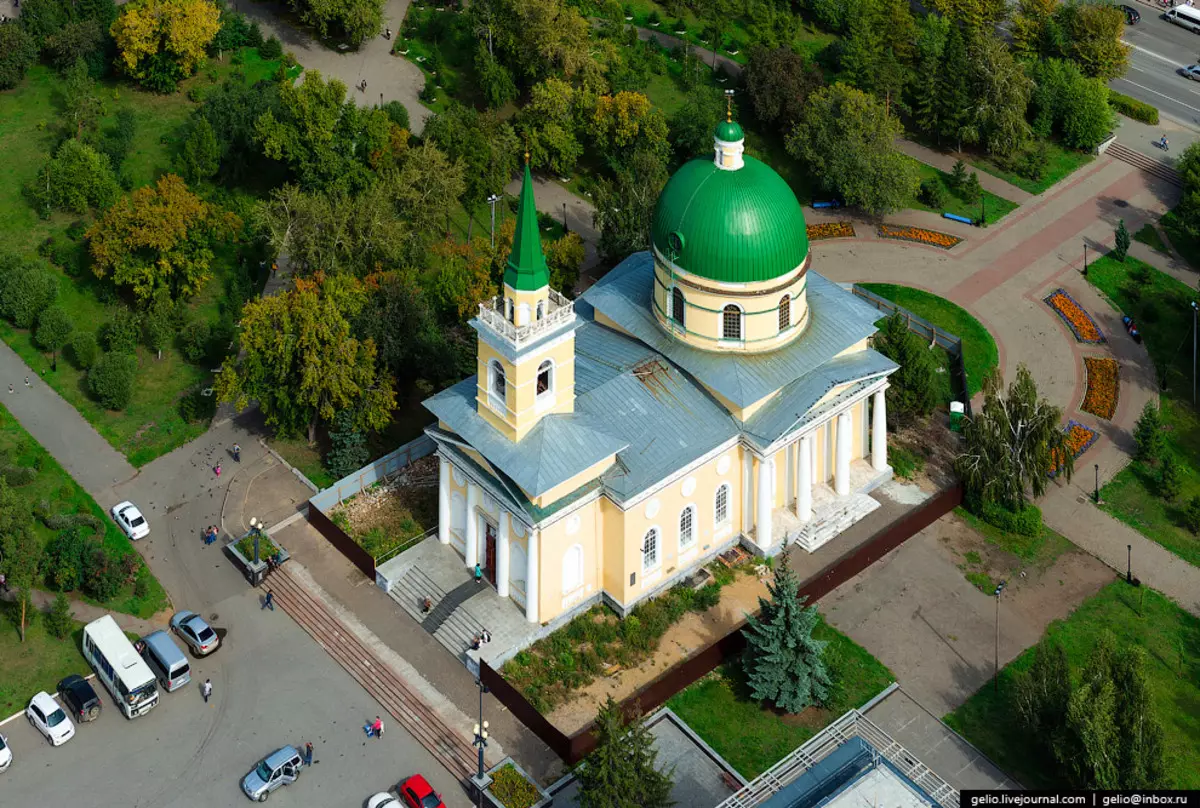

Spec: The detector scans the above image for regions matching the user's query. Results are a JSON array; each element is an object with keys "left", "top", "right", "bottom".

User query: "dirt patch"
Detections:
[
  {"left": 330, "top": 456, "right": 438, "bottom": 557},
  {"left": 542, "top": 570, "right": 770, "bottom": 736},
  {"left": 891, "top": 412, "right": 963, "bottom": 492}
]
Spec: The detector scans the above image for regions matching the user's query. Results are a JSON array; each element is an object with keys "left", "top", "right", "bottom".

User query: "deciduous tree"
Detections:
[
  {"left": 1011, "top": 0, "right": 1061, "bottom": 60},
  {"left": 0, "top": 479, "right": 41, "bottom": 641},
  {"left": 88, "top": 351, "right": 139, "bottom": 409},
  {"left": 44, "top": 19, "right": 108, "bottom": 74},
  {"left": 215, "top": 281, "right": 396, "bottom": 444},
  {"left": 1058, "top": 2, "right": 1129, "bottom": 81},
  {"left": 30, "top": 139, "right": 121, "bottom": 217},
  {"left": 421, "top": 103, "right": 519, "bottom": 211},
  {"left": 577, "top": 697, "right": 675, "bottom": 808},
  {"left": 36, "top": 305, "right": 74, "bottom": 368},
  {"left": 970, "top": 36, "right": 1033, "bottom": 157},
  {"left": 592, "top": 148, "right": 668, "bottom": 263},
  {"left": 787, "top": 83, "right": 917, "bottom": 216},
  {"left": 872, "top": 313, "right": 938, "bottom": 423},
  {"left": 592, "top": 92, "right": 670, "bottom": 168},
  {"left": 519, "top": 78, "right": 584, "bottom": 177},
  {"left": 87, "top": 174, "right": 242, "bottom": 302},
  {"left": 111, "top": 0, "right": 221, "bottom": 92},
  {"left": 476, "top": 43, "right": 517, "bottom": 109},
  {"left": 388, "top": 142, "right": 468, "bottom": 241},
  {"left": 742, "top": 555, "right": 832, "bottom": 714},
  {"left": 0, "top": 25, "right": 39, "bottom": 90},
  {"left": 290, "top": 0, "right": 382, "bottom": 46},
  {"left": 744, "top": 45, "right": 824, "bottom": 130},
  {"left": 176, "top": 115, "right": 221, "bottom": 182},
  {"left": 668, "top": 85, "right": 725, "bottom": 163},
  {"left": 62, "top": 57, "right": 105, "bottom": 139}
]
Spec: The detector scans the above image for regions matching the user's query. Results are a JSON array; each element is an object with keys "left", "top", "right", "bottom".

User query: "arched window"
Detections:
[
  {"left": 562, "top": 544, "right": 583, "bottom": 594},
  {"left": 679, "top": 505, "right": 696, "bottom": 550},
  {"left": 670, "top": 287, "right": 685, "bottom": 328},
  {"left": 714, "top": 484, "right": 730, "bottom": 528},
  {"left": 505, "top": 297, "right": 514, "bottom": 323},
  {"left": 722, "top": 305, "right": 742, "bottom": 340},
  {"left": 537, "top": 360, "right": 554, "bottom": 398},
  {"left": 642, "top": 528, "right": 659, "bottom": 572},
  {"left": 536, "top": 300, "right": 546, "bottom": 321},
  {"left": 488, "top": 360, "right": 506, "bottom": 411},
  {"left": 779, "top": 295, "right": 791, "bottom": 332}
]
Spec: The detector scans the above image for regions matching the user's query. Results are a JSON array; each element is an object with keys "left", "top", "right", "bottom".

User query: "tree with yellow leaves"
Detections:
[
  {"left": 87, "top": 174, "right": 242, "bottom": 302},
  {"left": 111, "top": 0, "right": 220, "bottom": 92},
  {"left": 592, "top": 92, "right": 669, "bottom": 169}
]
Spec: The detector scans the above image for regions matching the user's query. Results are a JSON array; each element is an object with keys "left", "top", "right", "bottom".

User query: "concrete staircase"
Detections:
[
  {"left": 790, "top": 493, "right": 881, "bottom": 552},
  {"left": 266, "top": 567, "right": 477, "bottom": 781},
  {"left": 1107, "top": 142, "right": 1182, "bottom": 187},
  {"left": 389, "top": 566, "right": 486, "bottom": 663}
]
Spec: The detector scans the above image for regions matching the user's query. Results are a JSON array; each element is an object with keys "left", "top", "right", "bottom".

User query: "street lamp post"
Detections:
[
  {"left": 1094, "top": 464, "right": 1100, "bottom": 505},
  {"left": 562, "top": 202, "right": 568, "bottom": 234},
  {"left": 993, "top": 580, "right": 1006, "bottom": 693},
  {"left": 471, "top": 718, "right": 490, "bottom": 807},
  {"left": 1127, "top": 544, "right": 1133, "bottom": 584},
  {"left": 487, "top": 194, "right": 502, "bottom": 249},
  {"left": 1083, "top": 242, "right": 1088, "bottom": 277},
  {"left": 248, "top": 517, "right": 261, "bottom": 564},
  {"left": 1191, "top": 302, "right": 1197, "bottom": 405}
]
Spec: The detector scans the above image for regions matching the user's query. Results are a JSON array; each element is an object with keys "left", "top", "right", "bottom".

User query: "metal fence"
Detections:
[
  {"left": 850, "top": 285, "right": 973, "bottom": 418},
  {"left": 309, "top": 433, "right": 437, "bottom": 512}
]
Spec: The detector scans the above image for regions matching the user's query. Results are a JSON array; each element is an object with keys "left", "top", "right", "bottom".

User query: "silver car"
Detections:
[
  {"left": 242, "top": 746, "right": 304, "bottom": 801},
  {"left": 170, "top": 610, "right": 220, "bottom": 656}
]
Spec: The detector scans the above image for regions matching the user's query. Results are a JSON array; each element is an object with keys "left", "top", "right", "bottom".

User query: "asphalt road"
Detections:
[{"left": 1116, "top": 9, "right": 1200, "bottom": 128}]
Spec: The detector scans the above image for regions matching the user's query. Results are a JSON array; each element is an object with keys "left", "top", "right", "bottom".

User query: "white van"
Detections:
[
  {"left": 1167, "top": 5, "right": 1200, "bottom": 32},
  {"left": 82, "top": 615, "right": 159, "bottom": 718}
]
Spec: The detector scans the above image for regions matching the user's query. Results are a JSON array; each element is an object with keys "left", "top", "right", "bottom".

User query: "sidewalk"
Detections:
[
  {"left": 894, "top": 139, "right": 1034, "bottom": 204},
  {"left": 1114, "top": 114, "right": 1198, "bottom": 165},
  {"left": 0, "top": 588, "right": 168, "bottom": 637}
]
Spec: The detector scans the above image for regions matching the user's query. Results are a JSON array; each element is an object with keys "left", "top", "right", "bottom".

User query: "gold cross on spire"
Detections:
[{"left": 725, "top": 89, "right": 733, "bottom": 123}]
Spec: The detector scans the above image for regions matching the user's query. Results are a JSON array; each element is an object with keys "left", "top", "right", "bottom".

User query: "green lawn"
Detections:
[
  {"left": 907, "top": 160, "right": 1019, "bottom": 224},
  {"left": 0, "top": 51, "right": 290, "bottom": 465},
  {"left": 0, "top": 617, "right": 88, "bottom": 716},
  {"left": 1160, "top": 209, "right": 1200, "bottom": 270},
  {"left": 858, "top": 283, "right": 999, "bottom": 397},
  {"left": 944, "top": 582, "right": 1200, "bottom": 788},
  {"left": 1134, "top": 223, "right": 1170, "bottom": 256},
  {"left": 966, "top": 141, "right": 1094, "bottom": 196},
  {"left": 667, "top": 620, "right": 894, "bottom": 780},
  {"left": 0, "top": 404, "right": 169, "bottom": 619},
  {"left": 1087, "top": 254, "right": 1200, "bottom": 566},
  {"left": 953, "top": 507, "right": 1076, "bottom": 592}
]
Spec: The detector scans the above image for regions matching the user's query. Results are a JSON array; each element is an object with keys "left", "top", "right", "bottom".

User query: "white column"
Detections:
[
  {"left": 525, "top": 530, "right": 539, "bottom": 623},
  {"left": 785, "top": 443, "right": 795, "bottom": 508},
  {"left": 437, "top": 458, "right": 451, "bottom": 545},
  {"left": 797, "top": 436, "right": 813, "bottom": 522},
  {"left": 464, "top": 483, "right": 479, "bottom": 569},
  {"left": 835, "top": 412, "right": 852, "bottom": 496},
  {"left": 742, "top": 450, "right": 754, "bottom": 535},
  {"left": 756, "top": 457, "right": 774, "bottom": 550},
  {"left": 497, "top": 511, "right": 511, "bottom": 598},
  {"left": 872, "top": 390, "right": 888, "bottom": 472}
]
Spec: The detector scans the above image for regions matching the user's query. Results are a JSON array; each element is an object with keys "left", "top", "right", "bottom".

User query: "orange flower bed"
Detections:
[
  {"left": 807, "top": 222, "right": 856, "bottom": 241},
  {"left": 1080, "top": 357, "right": 1119, "bottom": 420},
  {"left": 1050, "top": 420, "right": 1099, "bottom": 478},
  {"left": 877, "top": 224, "right": 962, "bottom": 249},
  {"left": 1044, "top": 288, "right": 1104, "bottom": 343}
]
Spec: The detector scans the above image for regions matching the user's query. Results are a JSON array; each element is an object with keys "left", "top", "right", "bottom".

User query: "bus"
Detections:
[
  {"left": 82, "top": 615, "right": 159, "bottom": 719},
  {"left": 1166, "top": 5, "right": 1200, "bottom": 33}
]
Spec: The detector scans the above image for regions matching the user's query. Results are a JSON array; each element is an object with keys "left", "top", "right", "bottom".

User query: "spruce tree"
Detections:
[
  {"left": 577, "top": 697, "right": 674, "bottom": 808},
  {"left": 1160, "top": 455, "right": 1182, "bottom": 501},
  {"left": 911, "top": 52, "right": 941, "bottom": 138},
  {"left": 935, "top": 27, "right": 974, "bottom": 151},
  {"left": 949, "top": 159, "right": 969, "bottom": 192},
  {"left": 1133, "top": 401, "right": 1164, "bottom": 464},
  {"left": 742, "top": 555, "right": 831, "bottom": 714},
  {"left": 873, "top": 313, "right": 938, "bottom": 423},
  {"left": 1114, "top": 219, "right": 1131, "bottom": 262}
]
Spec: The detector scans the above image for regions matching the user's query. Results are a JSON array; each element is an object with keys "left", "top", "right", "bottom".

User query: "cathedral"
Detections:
[{"left": 423, "top": 116, "right": 897, "bottom": 626}]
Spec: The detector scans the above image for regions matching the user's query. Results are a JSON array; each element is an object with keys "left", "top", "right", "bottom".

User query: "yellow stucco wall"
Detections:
[
  {"left": 530, "top": 454, "right": 615, "bottom": 508},
  {"left": 475, "top": 331, "right": 577, "bottom": 442},
  {"left": 504, "top": 284, "right": 550, "bottom": 327}
]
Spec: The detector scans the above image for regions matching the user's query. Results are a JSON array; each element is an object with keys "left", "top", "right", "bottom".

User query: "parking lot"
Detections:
[{"left": 0, "top": 589, "right": 470, "bottom": 808}]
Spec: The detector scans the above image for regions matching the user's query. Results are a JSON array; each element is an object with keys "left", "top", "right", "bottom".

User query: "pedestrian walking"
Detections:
[
  {"left": 385, "top": 27, "right": 391, "bottom": 38},
  {"left": 371, "top": 716, "right": 384, "bottom": 739},
  {"left": 481, "top": 628, "right": 492, "bottom": 644},
  {"left": 474, "top": 563, "right": 483, "bottom": 584},
  {"left": 271, "top": 261, "right": 278, "bottom": 277},
  {"left": 202, "top": 679, "right": 213, "bottom": 704},
  {"left": 23, "top": 376, "right": 29, "bottom": 387},
  {"left": 232, "top": 443, "right": 241, "bottom": 462},
  {"left": 421, "top": 596, "right": 433, "bottom": 614},
  {"left": 262, "top": 590, "right": 275, "bottom": 611},
  {"left": 304, "top": 741, "right": 314, "bottom": 766},
  {"left": 7, "top": 385, "right": 12, "bottom": 394},
  {"left": 214, "top": 463, "right": 222, "bottom": 478}
]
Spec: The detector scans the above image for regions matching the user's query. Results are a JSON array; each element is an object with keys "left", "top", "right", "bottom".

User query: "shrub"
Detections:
[
  {"left": 647, "top": 8, "right": 660, "bottom": 24},
  {"left": 691, "top": 583, "right": 721, "bottom": 611},
  {"left": 918, "top": 177, "right": 947, "bottom": 209},
  {"left": 0, "top": 465, "right": 37, "bottom": 486},
  {"left": 83, "top": 546, "right": 126, "bottom": 602},
  {"left": 176, "top": 318, "right": 210, "bottom": 362},
  {"left": 133, "top": 566, "right": 152, "bottom": 599},
  {"left": 0, "top": 254, "right": 58, "bottom": 328},
  {"left": 69, "top": 331, "right": 100, "bottom": 369},
  {"left": 259, "top": 35, "right": 283, "bottom": 59},
  {"left": 42, "top": 525, "right": 96, "bottom": 592},
  {"left": 381, "top": 100, "right": 410, "bottom": 131},
  {"left": 30, "top": 139, "right": 122, "bottom": 216},
  {"left": 980, "top": 501, "right": 1042, "bottom": 537},
  {"left": 178, "top": 386, "right": 217, "bottom": 423},
  {"left": 419, "top": 76, "right": 437, "bottom": 103},
  {"left": 88, "top": 352, "right": 139, "bottom": 410},
  {"left": 45, "top": 593, "right": 75, "bottom": 640},
  {"left": 1183, "top": 496, "right": 1200, "bottom": 535},
  {"left": 489, "top": 764, "right": 542, "bottom": 808},
  {"left": 102, "top": 311, "right": 141, "bottom": 353},
  {"left": 1109, "top": 90, "right": 1158, "bottom": 125}
]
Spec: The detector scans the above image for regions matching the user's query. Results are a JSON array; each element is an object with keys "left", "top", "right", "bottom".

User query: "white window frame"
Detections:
[
  {"left": 721, "top": 303, "right": 744, "bottom": 342},
  {"left": 536, "top": 300, "right": 546, "bottom": 321},
  {"left": 714, "top": 483, "right": 731, "bottom": 529},
  {"left": 487, "top": 360, "right": 507, "bottom": 413},
  {"left": 536, "top": 359, "right": 555, "bottom": 408},
  {"left": 678, "top": 505, "right": 696, "bottom": 551},
  {"left": 642, "top": 527, "right": 660, "bottom": 573},
  {"left": 562, "top": 543, "right": 583, "bottom": 595}
]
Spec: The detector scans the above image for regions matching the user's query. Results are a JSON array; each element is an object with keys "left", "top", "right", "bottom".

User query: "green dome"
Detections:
[
  {"left": 651, "top": 156, "right": 809, "bottom": 284},
  {"left": 714, "top": 120, "right": 744, "bottom": 141}
]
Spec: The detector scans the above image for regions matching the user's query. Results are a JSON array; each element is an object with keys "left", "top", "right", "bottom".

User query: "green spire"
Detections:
[{"left": 504, "top": 161, "right": 550, "bottom": 292}]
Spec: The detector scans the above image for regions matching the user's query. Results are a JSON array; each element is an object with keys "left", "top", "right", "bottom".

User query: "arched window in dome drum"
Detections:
[
  {"left": 671, "top": 287, "right": 685, "bottom": 327},
  {"left": 537, "top": 360, "right": 553, "bottom": 397},
  {"left": 779, "top": 295, "right": 791, "bottom": 332},
  {"left": 722, "top": 305, "right": 742, "bottom": 340}
]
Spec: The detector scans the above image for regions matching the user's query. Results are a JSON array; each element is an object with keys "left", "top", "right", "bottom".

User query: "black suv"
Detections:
[{"left": 57, "top": 675, "right": 102, "bottom": 723}]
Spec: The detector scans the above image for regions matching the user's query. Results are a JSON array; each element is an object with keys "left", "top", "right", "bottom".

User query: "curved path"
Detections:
[{"left": 810, "top": 156, "right": 1200, "bottom": 616}]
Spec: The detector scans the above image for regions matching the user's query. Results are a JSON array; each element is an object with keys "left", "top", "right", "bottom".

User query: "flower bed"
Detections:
[
  {"left": 807, "top": 221, "right": 856, "bottom": 241},
  {"left": 487, "top": 762, "right": 545, "bottom": 808},
  {"left": 235, "top": 533, "right": 278, "bottom": 561},
  {"left": 877, "top": 224, "right": 962, "bottom": 249},
  {"left": 1080, "top": 357, "right": 1119, "bottom": 420},
  {"left": 1044, "top": 288, "right": 1104, "bottom": 343},
  {"left": 1050, "top": 420, "right": 1099, "bottom": 478}
]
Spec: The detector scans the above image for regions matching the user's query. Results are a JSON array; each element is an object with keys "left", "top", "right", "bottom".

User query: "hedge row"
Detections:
[{"left": 1109, "top": 90, "right": 1159, "bottom": 126}]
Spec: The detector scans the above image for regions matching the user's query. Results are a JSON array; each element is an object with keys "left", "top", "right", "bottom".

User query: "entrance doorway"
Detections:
[{"left": 484, "top": 521, "right": 498, "bottom": 585}]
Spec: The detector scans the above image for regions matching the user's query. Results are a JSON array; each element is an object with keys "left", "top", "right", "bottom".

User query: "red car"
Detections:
[{"left": 400, "top": 774, "right": 445, "bottom": 808}]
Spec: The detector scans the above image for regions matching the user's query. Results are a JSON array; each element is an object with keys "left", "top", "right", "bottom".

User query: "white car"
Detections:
[
  {"left": 26, "top": 692, "right": 74, "bottom": 747},
  {"left": 367, "top": 794, "right": 399, "bottom": 808},
  {"left": 111, "top": 501, "right": 149, "bottom": 540},
  {"left": 1184, "top": 64, "right": 1200, "bottom": 81},
  {"left": 0, "top": 733, "right": 11, "bottom": 772}
]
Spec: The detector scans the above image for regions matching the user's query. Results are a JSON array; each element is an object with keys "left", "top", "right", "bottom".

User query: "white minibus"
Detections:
[
  {"left": 82, "top": 614, "right": 159, "bottom": 718},
  {"left": 1167, "top": 5, "right": 1200, "bottom": 33}
]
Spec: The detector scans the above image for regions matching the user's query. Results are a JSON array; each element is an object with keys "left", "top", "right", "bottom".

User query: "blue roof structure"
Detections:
[{"left": 580, "top": 252, "right": 885, "bottom": 410}]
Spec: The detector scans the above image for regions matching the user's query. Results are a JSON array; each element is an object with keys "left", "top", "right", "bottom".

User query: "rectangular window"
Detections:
[{"left": 680, "top": 507, "right": 695, "bottom": 549}]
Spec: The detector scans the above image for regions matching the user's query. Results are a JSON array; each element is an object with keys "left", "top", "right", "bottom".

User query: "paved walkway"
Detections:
[
  {"left": 0, "top": 587, "right": 167, "bottom": 637},
  {"left": 894, "top": 140, "right": 1033, "bottom": 204},
  {"left": 503, "top": 174, "right": 600, "bottom": 272},
  {"left": 1114, "top": 103, "right": 1200, "bottom": 164}
]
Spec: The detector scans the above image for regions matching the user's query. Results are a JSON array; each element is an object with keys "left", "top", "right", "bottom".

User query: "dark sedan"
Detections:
[
  {"left": 56, "top": 675, "right": 102, "bottom": 723},
  {"left": 1121, "top": 4, "right": 1140, "bottom": 23}
]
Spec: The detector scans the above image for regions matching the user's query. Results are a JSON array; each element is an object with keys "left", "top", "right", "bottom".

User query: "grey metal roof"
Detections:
[
  {"left": 742, "top": 352, "right": 898, "bottom": 448},
  {"left": 580, "top": 252, "right": 884, "bottom": 409},
  {"left": 423, "top": 379, "right": 628, "bottom": 498}
]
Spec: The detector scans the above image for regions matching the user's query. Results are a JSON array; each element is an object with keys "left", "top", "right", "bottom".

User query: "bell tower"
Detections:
[{"left": 472, "top": 159, "right": 578, "bottom": 442}]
